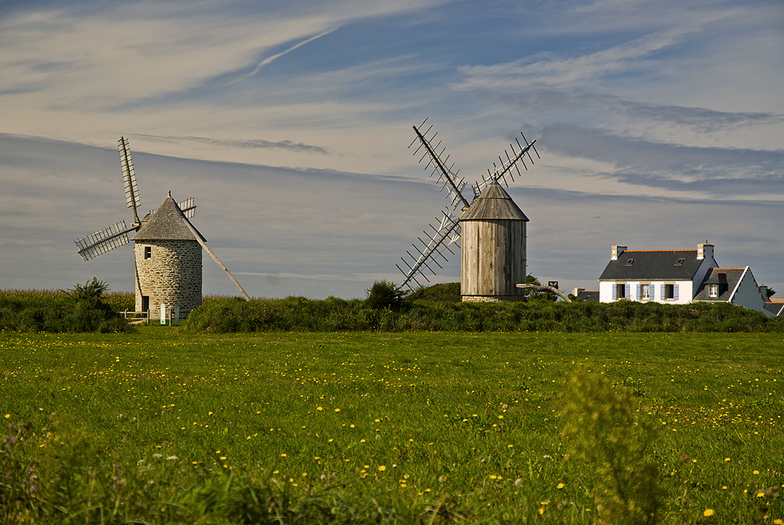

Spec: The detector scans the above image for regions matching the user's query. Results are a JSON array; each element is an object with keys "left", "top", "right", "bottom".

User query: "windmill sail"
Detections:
[
  {"left": 397, "top": 208, "right": 460, "bottom": 289},
  {"left": 178, "top": 197, "right": 196, "bottom": 218},
  {"left": 74, "top": 220, "right": 135, "bottom": 261},
  {"left": 471, "top": 133, "right": 539, "bottom": 198},
  {"left": 410, "top": 119, "right": 470, "bottom": 210},
  {"left": 119, "top": 137, "right": 141, "bottom": 226},
  {"left": 397, "top": 119, "right": 472, "bottom": 289}
]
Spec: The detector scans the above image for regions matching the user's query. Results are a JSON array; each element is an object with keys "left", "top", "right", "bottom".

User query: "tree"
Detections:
[{"left": 365, "top": 280, "right": 406, "bottom": 311}]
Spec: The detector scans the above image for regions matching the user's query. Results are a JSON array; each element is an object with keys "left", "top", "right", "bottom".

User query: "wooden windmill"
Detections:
[
  {"left": 74, "top": 137, "right": 249, "bottom": 318},
  {"left": 397, "top": 120, "right": 539, "bottom": 302}
]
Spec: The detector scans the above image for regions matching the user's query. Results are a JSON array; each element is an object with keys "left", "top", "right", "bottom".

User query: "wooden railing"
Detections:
[{"left": 119, "top": 310, "right": 150, "bottom": 325}]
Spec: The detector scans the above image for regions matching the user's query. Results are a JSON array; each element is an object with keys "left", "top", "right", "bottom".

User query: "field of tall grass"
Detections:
[{"left": 1, "top": 329, "right": 782, "bottom": 524}]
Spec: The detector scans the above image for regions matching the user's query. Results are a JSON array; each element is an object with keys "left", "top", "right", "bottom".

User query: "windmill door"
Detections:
[{"left": 141, "top": 295, "right": 149, "bottom": 313}]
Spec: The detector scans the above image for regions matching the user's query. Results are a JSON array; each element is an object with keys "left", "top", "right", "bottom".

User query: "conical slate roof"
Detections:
[
  {"left": 459, "top": 181, "right": 529, "bottom": 221},
  {"left": 132, "top": 193, "right": 206, "bottom": 242}
]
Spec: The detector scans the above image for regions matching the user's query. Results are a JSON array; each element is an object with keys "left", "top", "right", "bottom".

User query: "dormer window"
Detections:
[
  {"left": 709, "top": 284, "right": 718, "bottom": 298},
  {"left": 674, "top": 258, "right": 685, "bottom": 266},
  {"left": 625, "top": 258, "right": 635, "bottom": 266}
]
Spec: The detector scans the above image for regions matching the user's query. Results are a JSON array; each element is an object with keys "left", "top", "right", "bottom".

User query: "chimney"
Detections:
[
  {"left": 572, "top": 287, "right": 584, "bottom": 296},
  {"left": 697, "top": 241, "right": 714, "bottom": 261},
  {"left": 759, "top": 285, "right": 769, "bottom": 300},
  {"left": 611, "top": 245, "right": 627, "bottom": 260}
]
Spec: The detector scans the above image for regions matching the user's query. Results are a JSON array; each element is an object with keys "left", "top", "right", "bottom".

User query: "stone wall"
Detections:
[{"left": 134, "top": 240, "right": 202, "bottom": 319}]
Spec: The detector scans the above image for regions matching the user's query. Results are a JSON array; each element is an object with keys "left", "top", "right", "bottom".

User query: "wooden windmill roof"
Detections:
[
  {"left": 132, "top": 193, "right": 206, "bottom": 242},
  {"left": 459, "top": 181, "right": 529, "bottom": 221}
]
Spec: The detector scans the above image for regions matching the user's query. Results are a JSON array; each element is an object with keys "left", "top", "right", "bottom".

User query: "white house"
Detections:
[
  {"left": 598, "top": 243, "right": 717, "bottom": 304},
  {"left": 597, "top": 242, "right": 771, "bottom": 315}
]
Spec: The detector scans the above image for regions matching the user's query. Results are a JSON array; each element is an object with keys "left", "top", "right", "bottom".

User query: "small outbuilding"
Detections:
[
  {"left": 763, "top": 297, "right": 784, "bottom": 317},
  {"left": 692, "top": 267, "right": 768, "bottom": 313}
]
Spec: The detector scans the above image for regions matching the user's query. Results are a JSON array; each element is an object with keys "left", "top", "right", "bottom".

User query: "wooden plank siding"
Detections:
[{"left": 461, "top": 219, "right": 526, "bottom": 301}]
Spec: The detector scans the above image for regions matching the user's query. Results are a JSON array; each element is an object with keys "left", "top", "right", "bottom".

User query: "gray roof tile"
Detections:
[
  {"left": 693, "top": 268, "right": 744, "bottom": 302},
  {"left": 132, "top": 195, "right": 206, "bottom": 242},
  {"left": 764, "top": 302, "right": 784, "bottom": 316},
  {"left": 599, "top": 250, "right": 702, "bottom": 281}
]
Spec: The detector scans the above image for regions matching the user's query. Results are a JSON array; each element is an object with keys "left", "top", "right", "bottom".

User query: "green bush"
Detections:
[
  {"left": 0, "top": 279, "right": 132, "bottom": 333},
  {"left": 365, "top": 280, "right": 406, "bottom": 311},
  {"left": 562, "top": 371, "right": 664, "bottom": 524}
]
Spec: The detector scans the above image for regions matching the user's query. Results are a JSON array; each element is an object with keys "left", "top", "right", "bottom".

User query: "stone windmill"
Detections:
[
  {"left": 397, "top": 120, "right": 538, "bottom": 302},
  {"left": 74, "top": 137, "right": 249, "bottom": 318}
]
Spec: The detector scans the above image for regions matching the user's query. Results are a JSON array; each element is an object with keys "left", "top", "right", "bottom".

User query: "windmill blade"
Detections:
[
  {"left": 178, "top": 197, "right": 196, "bottom": 218},
  {"left": 118, "top": 137, "right": 142, "bottom": 226},
  {"left": 398, "top": 209, "right": 461, "bottom": 289},
  {"left": 411, "top": 119, "right": 470, "bottom": 210},
  {"left": 179, "top": 218, "right": 250, "bottom": 301},
  {"left": 472, "top": 133, "right": 538, "bottom": 198},
  {"left": 74, "top": 220, "right": 136, "bottom": 261}
]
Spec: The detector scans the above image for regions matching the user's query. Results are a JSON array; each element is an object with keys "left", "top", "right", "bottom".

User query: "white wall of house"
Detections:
[
  {"left": 729, "top": 267, "right": 767, "bottom": 313},
  {"left": 600, "top": 280, "right": 694, "bottom": 304}
]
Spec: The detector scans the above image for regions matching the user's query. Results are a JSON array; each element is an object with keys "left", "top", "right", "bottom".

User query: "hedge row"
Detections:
[{"left": 181, "top": 295, "right": 783, "bottom": 333}]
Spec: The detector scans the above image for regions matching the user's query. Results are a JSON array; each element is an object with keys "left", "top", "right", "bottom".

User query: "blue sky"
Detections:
[{"left": 1, "top": 0, "right": 782, "bottom": 299}]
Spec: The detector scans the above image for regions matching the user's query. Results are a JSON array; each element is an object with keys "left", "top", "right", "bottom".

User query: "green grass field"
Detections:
[{"left": 2, "top": 329, "right": 782, "bottom": 523}]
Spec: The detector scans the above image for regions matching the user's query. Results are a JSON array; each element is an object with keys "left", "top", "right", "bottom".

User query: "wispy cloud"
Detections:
[
  {"left": 454, "top": 28, "right": 689, "bottom": 91},
  {"left": 132, "top": 134, "right": 328, "bottom": 154},
  {"left": 540, "top": 123, "right": 784, "bottom": 197}
]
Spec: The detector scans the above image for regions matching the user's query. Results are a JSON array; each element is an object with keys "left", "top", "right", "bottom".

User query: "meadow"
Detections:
[{"left": 1, "top": 329, "right": 782, "bottom": 524}]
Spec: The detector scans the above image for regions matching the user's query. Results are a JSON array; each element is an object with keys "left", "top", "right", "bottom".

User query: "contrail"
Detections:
[{"left": 236, "top": 29, "right": 335, "bottom": 82}]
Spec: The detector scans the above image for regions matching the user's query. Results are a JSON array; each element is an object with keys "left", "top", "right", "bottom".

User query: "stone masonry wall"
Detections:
[{"left": 134, "top": 240, "right": 202, "bottom": 319}]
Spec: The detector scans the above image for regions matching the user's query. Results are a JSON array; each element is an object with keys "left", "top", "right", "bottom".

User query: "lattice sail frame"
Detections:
[
  {"left": 75, "top": 220, "right": 132, "bottom": 261},
  {"left": 471, "top": 131, "right": 539, "bottom": 198},
  {"left": 119, "top": 137, "right": 141, "bottom": 225},
  {"left": 397, "top": 119, "right": 539, "bottom": 289},
  {"left": 74, "top": 137, "right": 196, "bottom": 261}
]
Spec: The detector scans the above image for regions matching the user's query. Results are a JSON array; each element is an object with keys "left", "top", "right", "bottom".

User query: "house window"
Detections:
[
  {"left": 709, "top": 284, "right": 718, "bottom": 298},
  {"left": 641, "top": 284, "right": 650, "bottom": 300},
  {"left": 665, "top": 284, "right": 675, "bottom": 299},
  {"left": 675, "top": 258, "right": 685, "bottom": 266},
  {"left": 144, "top": 246, "right": 152, "bottom": 259},
  {"left": 616, "top": 283, "right": 626, "bottom": 299},
  {"left": 625, "top": 258, "right": 635, "bottom": 266}
]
